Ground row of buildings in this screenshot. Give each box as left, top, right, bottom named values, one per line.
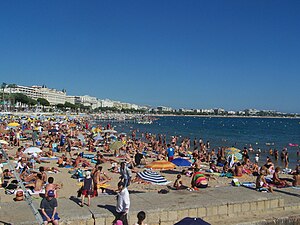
left=3, top=84, right=296, bottom=116
left=3, top=84, right=142, bottom=110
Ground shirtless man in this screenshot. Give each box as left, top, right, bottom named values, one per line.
left=234, top=162, right=243, bottom=177
left=45, top=177, right=61, bottom=197
left=26, top=173, right=44, bottom=191
left=273, top=167, right=287, bottom=186
left=93, top=166, right=110, bottom=195
left=192, top=156, right=201, bottom=171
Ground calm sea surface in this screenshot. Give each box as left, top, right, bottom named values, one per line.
left=99, top=116, right=300, bottom=168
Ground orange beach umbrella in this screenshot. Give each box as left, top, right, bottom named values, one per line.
left=145, top=160, right=176, bottom=170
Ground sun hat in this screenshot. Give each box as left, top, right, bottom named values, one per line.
left=85, top=171, right=91, bottom=178
left=48, top=190, right=55, bottom=197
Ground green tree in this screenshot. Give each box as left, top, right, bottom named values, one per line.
left=13, top=93, right=30, bottom=104
left=37, top=98, right=50, bottom=111
left=1, top=82, right=7, bottom=109
left=64, top=101, right=76, bottom=109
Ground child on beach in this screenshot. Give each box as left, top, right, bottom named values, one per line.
left=80, top=171, right=93, bottom=207
left=256, top=169, right=273, bottom=193
left=134, top=211, right=147, bottom=225
left=173, top=174, right=187, bottom=190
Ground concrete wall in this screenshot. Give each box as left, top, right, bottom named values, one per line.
left=58, top=197, right=300, bottom=225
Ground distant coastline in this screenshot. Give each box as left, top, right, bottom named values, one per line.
left=154, top=114, right=300, bottom=119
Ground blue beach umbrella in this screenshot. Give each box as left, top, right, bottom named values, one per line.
left=93, top=134, right=104, bottom=141
left=174, top=217, right=211, bottom=225
left=171, top=158, right=191, bottom=167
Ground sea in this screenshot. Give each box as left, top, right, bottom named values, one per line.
left=98, top=116, right=300, bottom=169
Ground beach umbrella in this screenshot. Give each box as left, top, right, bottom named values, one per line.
left=24, top=129, right=33, bottom=134
left=225, top=147, right=241, bottom=155
left=174, top=217, right=211, bottom=225
left=109, top=141, right=125, bottom=151
left=137, top=170, right=170, bottom=185
left=69, top=123, right=77, bottom=128
left=7, top=122, right=20, bottom=127
left=102, top=129, right=117, bottom=134
left=78, top=133, right=85, bottom=142
left=24, top=147, right=42, bottom=154
left=0, top=140, right=9, bottom=145
left=171, top=158, right=192, bottom=167
left=234, top=152, right=243, bottom=160
left=145, top=160, right=176, bottom=170
left=94, top=135, right=104, bottom=141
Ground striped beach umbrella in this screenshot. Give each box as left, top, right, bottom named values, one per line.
left=137, top=170, right=170, bottom=185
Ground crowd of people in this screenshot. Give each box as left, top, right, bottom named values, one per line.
left=0, top=114, right=299, bottom=224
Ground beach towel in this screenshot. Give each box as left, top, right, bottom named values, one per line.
left=40, top=157, right=59, bottom=161
left=241, top=182, right=256, bottom=188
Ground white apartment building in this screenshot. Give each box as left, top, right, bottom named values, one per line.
left=4, top=85, right=43, bottom=99
left=99, top=99, right=114, bottom=108
left=66, top=95, right=76, bottom=105
left=4, top=85, right=66, bottom=105
left=157, top=106, right=173, bottom=112
left=35, top=86, right=66, bottom=105
left=75, top=95, right=100, bottom=109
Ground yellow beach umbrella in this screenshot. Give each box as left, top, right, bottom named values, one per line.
left=7, top=122, right=20, bottom=127
left=225, top=147, right=241, bottom=155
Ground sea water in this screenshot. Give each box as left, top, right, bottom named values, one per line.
left=99, top=116, right=300, bottom=168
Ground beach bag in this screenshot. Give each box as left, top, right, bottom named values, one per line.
left=77, top=187, right=83, bottom=198
left=5, top=183, right=18, bottom=190
left=158, top=189, right=169, bottom=194
left=15, top=190, right=24, bottom=201
left=231, top=178, right=240, bottom=187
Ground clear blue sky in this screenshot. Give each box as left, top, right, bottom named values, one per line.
left=0, top=1, right=299, bottom=113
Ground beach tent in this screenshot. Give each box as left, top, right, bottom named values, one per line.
left=145, top=160, right=176, bottom=170
left=137, top=170, right=170, bottom=185
left=174, top=217, right=211, bottom=225
left=171, top=158, right=191, bottom=167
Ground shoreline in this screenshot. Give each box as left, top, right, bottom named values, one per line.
left=1, top=111, right=300, bottom=120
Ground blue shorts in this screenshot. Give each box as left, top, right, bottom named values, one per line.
left=42, top=212, right=60, bottom=221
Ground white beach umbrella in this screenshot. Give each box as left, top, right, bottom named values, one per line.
left=24, top=147, right=42, bottom=154
left=102, top=129, right=117, bottom=133
left=0, top=140, right=9, bottom=145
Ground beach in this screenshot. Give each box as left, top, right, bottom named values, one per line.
left=0, top=113, right=299, bottom=224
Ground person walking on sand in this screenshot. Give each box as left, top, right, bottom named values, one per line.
left=115, top=181, right=130, bottom=225
left=120, top=162, right=132, bottom=188
left=80, top=171, right=93, bottom=207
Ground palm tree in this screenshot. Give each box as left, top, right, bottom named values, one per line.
left=1, top=82, right=7, bottom=110
left=7, top=83, right=17, bottom=111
